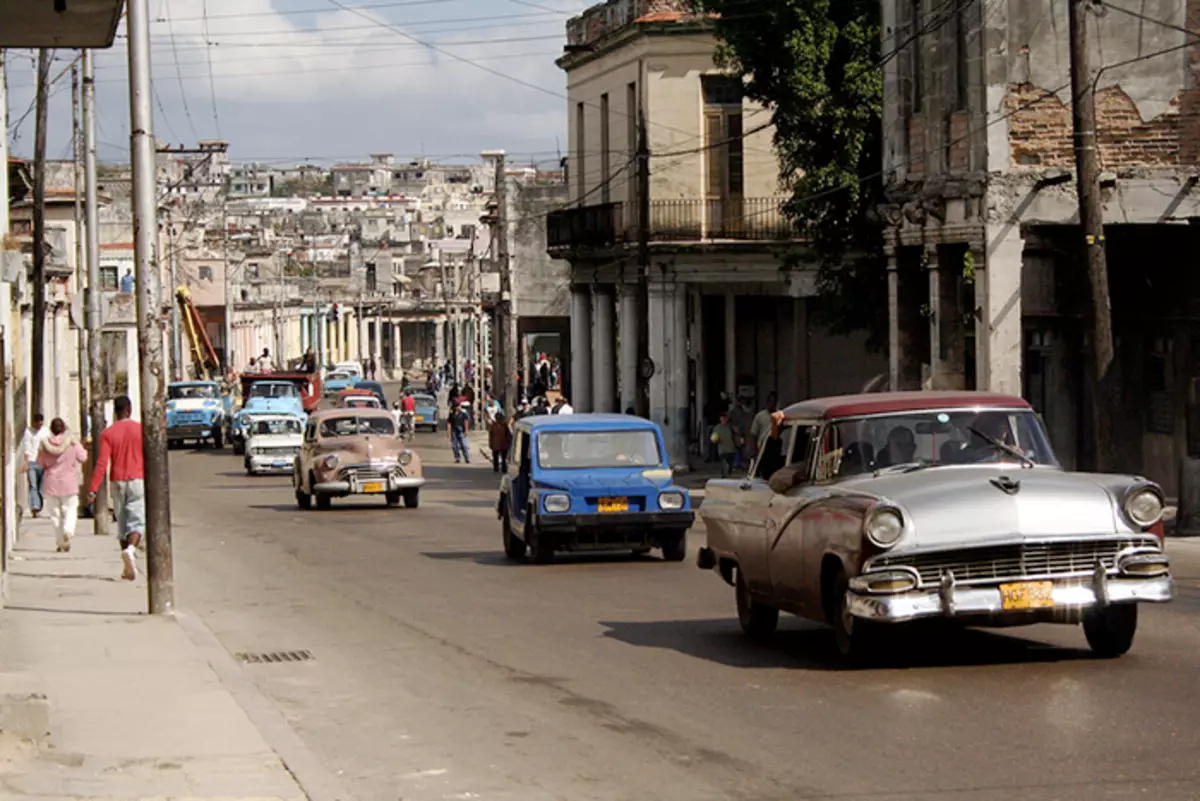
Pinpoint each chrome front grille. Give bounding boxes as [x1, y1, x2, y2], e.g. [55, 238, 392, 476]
[257, 446, 299, 458]
[339, 465, 392, 483]
[873, 538, 1159, 587]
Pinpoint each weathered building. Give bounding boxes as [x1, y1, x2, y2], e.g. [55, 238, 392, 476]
[549, 0, 885, 466]
[879, 0, 1200, 500]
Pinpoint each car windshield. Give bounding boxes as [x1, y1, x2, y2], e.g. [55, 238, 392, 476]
[412, 394, 435, 405]
[536, 430, 661, 469]
[169, 384, 219, 400]
[249, 383, 300, 399]
[327, 372, 350, 381]
[345, 398, 378, 408]
[253, 418, 302, 436]
[814, 408, 1059, 482]
[320, 415, 395, 438]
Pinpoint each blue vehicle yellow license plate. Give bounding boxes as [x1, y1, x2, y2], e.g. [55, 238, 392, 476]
[999, 581, 1054, 610]
[362, 481, 385, 494]
[598, 497, 629, 513]
[415, 415, 425, 421]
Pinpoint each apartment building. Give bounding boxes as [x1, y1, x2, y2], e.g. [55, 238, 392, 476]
[878, 0, 1200, 503]
[548, 0, 884, 466]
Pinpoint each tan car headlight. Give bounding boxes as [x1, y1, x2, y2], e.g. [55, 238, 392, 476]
[1124, 488, 1164, 528]
[321, 454, 339, 470]
[864, 507, 904, 548]
[398, 451, 413, 466]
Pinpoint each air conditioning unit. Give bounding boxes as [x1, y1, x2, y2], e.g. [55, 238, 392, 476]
[0, 251, 22, 284]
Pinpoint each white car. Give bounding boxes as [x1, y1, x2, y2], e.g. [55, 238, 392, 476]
[332, 360, 363, 378]
[244, 416, 304, 475]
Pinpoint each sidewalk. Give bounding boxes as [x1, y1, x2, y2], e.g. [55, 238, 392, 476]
[0, 516, 318, 800]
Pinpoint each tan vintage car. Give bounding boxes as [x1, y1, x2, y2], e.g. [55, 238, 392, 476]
[293, 408, 424, 510]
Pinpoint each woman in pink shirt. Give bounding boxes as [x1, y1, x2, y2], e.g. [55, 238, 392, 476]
[37, 418, 88, 552]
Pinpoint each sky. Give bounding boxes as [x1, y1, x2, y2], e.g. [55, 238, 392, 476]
[5, 0, 591, 168]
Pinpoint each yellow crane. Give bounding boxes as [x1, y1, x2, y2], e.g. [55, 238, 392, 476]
[176, 287, 221, 380]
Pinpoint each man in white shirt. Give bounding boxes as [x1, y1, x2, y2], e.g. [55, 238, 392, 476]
[255, 348, 273, 372]
[748, 391, 778, 456]
[20, 413, 50, 518]
[556, 398, 574, 415]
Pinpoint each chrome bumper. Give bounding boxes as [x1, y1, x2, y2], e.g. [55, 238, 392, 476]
[248, 456, 296, 472]
[847, 575, 1175, 623]
[313, 476, 425, 493]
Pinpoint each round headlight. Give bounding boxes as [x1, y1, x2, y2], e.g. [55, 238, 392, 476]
[864, 507, 904, 548]
[543, 493, 570, 513]
[398, 451, 413, 466]
[1125, 488, 1164, 527]
[321, 454, 339, 469]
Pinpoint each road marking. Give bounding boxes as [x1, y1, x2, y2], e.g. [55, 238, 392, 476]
[404, 768, 449, 779]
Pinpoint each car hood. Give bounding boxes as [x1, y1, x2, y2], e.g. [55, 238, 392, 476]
[534, 468, 676, 493]
[839, 466, 1126, 548]
[240, 398, 301, 415]
[247, 434, 301, 448]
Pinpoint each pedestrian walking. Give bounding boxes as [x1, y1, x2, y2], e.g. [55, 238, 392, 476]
[88, 396, 145, 581]
[37, 418, 88, 552]
[711, 412, 738, 478]
[489, 413, 512, 473]
[369, 357, 377, 381]
[448, 402, 471, 464]
[20, 413, 50, 518]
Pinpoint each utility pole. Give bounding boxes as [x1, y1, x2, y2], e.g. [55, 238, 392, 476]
[484, 151, 516, 411]
[83, 50, 110, 536]
[72, 64, 90, 447]
[167, 214, 182, 380]
[1069, 0, 1117, 472]
[221, 198, 232, 372]
[31, 49, 51, 420]
[127, 0, 174, 615]
[635, 107, 651, 418]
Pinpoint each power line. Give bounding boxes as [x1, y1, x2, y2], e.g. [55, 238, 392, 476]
[161, 0, 465, 23]
[162, 0, 200, 142]
[152, 82, 183, 144]
[147, 10, 565, 39]
[201, 0, 223, 137]
[132, 32, 567, 51]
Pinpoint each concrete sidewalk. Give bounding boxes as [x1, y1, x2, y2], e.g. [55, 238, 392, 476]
[0, 515, 321, 800]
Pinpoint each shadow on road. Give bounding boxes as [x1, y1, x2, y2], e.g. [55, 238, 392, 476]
[598, 618, 1096, 671]
[5, 604, 144, 617]
[421, 549, 671, 568]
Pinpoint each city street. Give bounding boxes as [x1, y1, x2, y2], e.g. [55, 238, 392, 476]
[166, 434, 1200, 801]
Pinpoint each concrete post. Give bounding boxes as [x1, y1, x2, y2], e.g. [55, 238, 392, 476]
[591, 287, 616, 412]
[618, 287, 638, 412]
[569, 287, 593, 411]
[971, 242, 989, 391]
[434, 318, 446, 372]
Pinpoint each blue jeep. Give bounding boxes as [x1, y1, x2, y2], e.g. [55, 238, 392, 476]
[497, 414, 695, 563]
[166, 381, 227, 449]
[230, 379, 307, 455]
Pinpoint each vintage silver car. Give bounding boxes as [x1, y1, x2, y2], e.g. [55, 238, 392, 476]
[697, 391, 1173, 661]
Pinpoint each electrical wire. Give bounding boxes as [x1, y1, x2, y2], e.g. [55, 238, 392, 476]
[148, 11, 565, 40]
[163, 0, 465, 23]
[201, 0, 223, 138]
[162, 0, 201, 142]
[152, 82, 183, 144]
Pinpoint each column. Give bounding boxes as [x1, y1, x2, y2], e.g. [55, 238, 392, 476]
[971, 241, 990, 391]
[649, 282, 688, 467]
[434, 318, 446, 371]
[394, 319, 403, 378]
[591, 287, 616, 412]
[618, 286, 639, 413]
[723, 292, 736, 395]
[793, 296, 811, 399]
[358, 311, 368, 362]
[374, 310, 383, 366]
[888, 250, 900, 391]
[983, 225, 1021, 394]
[569, 287, 593, 411]
[930, 245, 967, 390]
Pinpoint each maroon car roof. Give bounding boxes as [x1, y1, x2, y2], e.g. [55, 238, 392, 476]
[782, 391, 1032, 420]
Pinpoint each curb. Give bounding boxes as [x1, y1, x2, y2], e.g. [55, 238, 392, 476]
[175, 610, 357, 801]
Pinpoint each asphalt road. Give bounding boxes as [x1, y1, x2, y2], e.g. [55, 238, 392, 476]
[167, 432, 1200, 801]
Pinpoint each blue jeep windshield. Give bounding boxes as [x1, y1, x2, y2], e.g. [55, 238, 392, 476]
[250, 383, 300, 399]
[169, 385, 219, 400]
[537, 430, 661, 470]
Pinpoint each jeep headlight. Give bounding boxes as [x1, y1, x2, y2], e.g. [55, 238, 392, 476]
[1125, 487, 1164, 528]
[543, 493, 570, 513]
[864, 506, 904, 548]
[658, 491, 685, 511]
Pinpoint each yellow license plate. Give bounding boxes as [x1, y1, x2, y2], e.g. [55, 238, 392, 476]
[414, 415, 425, 421]
[598, 497, 629, 513]
[362, 481, 385, 494]
[999, 581, 1055, 611]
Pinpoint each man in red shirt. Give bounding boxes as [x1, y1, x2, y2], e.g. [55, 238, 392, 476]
[88, 396, 145, 581]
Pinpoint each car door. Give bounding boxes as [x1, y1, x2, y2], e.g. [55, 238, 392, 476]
[716, 431, 788, 594]
[511, 432, 533, 531]
[297, 421, 317, 489]
[764, 424, 831, 613]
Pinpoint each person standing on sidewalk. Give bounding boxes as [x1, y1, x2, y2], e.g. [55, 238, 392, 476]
[37, 418, 88, 553]
[711, 412, 738, 478]
[488, 412, 512, 473]
[87, 396, 145, 581]
[448, 402, 471, 464]
[20, 413, 50, 518]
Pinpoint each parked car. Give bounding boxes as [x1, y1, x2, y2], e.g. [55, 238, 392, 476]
[332, 360, 363, 378]
[322, 370, 360, 396]
[166, 381, 227, 449]
[410, 392, 439, 431]
[355, 380, 386, 405]
[231, 379, 309, 455]
[696, 391, 1174, 661]
[293, 408, 424, 510]
[497, 414, 695, 564]
[244, 416, 304, 476]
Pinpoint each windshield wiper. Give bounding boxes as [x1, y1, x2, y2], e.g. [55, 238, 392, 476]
[967, 427, 1035, 469]
[873, 461, 930, 476]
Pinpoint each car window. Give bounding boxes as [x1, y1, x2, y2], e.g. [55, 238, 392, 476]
[319, 415, 396, 438]
[515, 432, 529, 471]
[169, 385, 219, 400]
[536, 430, 661, 470]
[254, 419, 302, 436]
[250, 383, 300, 399]
[304, 422, 317, 443]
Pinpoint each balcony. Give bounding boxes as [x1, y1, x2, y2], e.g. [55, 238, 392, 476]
[546, 198, 798, 252]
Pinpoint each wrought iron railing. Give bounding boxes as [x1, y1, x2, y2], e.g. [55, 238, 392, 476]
[546, 197, 798, 249]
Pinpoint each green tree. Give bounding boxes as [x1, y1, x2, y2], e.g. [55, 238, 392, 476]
[693, 0, 887, 349]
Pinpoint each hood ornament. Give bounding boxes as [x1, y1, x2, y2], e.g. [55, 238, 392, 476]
[990, 475, 1021, 495]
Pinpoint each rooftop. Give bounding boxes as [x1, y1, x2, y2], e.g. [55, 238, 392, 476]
[516, 413, 658, 431]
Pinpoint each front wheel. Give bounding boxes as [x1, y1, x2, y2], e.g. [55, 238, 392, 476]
[403, 489, 420, 508]
[736, 569, 778, 638]
[232, 439, 245, 456]
[831, 568, 881, 662]
[527, 509, 554, 564]
[295, 477, 311, 509]
[502, 506, 526, 560]
[386, 491, 401, 507]
[1083, 603, 1138, 658]
[660, 531, 687, 562]
[212, 428, 224, 449]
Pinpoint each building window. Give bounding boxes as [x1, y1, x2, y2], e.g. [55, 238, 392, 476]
[198, 266, 214, 282]
[701, 75, 743, 106]
[626, 81, 638, 209]
[366, 264, 377, 293]
[910, 0, 924, 113]
[247, 263, 260, 279]
[954, 0, 970, 111]
[600, 93, 611, 204]
[100, 265, 118, 290]
[575, 102, 586, 202]
[703, 76, 744, 203]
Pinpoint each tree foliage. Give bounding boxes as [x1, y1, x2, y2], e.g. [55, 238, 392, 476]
[693, 0, 888, 349]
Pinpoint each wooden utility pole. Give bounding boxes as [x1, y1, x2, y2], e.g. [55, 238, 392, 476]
[83, 50, 110, 535]
[494, 153, 517, 412]
[1069, 0, 1117, 472]
[635, 107, 651, 418]
[30, 49, 51, 420]
[72, 64, 91, 463]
